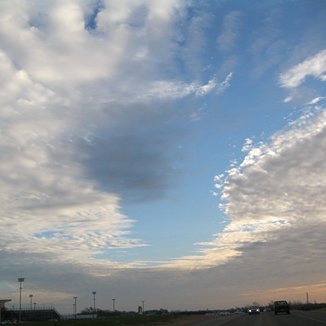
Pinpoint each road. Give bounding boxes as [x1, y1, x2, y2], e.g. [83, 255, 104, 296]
[193, 311, 326, 326]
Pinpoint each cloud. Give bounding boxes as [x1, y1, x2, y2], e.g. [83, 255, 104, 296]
[73, 102, 188, 201]
[249, 8, 286, 77]
[163, 105, 326, 274]
[1, 1, 326, 312]
[216, 72, 233, 95]
[217, 11, 242, 52]
[241, 138, 254, 152]
[0, 0, 234, 281]
[138, 105, 326, 309]
[280, 49, 326, 88]
[306, 96, 326, 105]
[0, 0, 195, 270]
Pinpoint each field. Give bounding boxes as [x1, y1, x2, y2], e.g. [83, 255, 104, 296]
[5, 314, 213, 326]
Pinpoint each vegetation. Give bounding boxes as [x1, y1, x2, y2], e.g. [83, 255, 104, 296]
[21, 314, 178, 326]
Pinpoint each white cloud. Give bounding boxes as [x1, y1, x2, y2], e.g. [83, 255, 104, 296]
[1, 1, 326, 312]
[163, 105, 326, 271]
[217, 11, 242, 52]
[0, 0, 196, 272]
[216, 72, 233, 95]
[0, 0, 186, 93]
[122, 77, 219, 102]
[283, 96, 293, 103]
[306, 96, 326, 105]
[0, 0, 229, 267]
[280, 49, 326, 88]
[241, 137, 253, 152]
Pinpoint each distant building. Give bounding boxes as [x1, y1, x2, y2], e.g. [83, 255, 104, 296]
[2, 306, 61, 322]
[0, 300, 11, 323]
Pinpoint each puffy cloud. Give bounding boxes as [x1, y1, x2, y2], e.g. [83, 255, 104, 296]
[241, 138, 253, 152]
[141, 106, 326, 308]
[165, 105, 326, 274]
[0, 0, 233, 281]
[280, 49, 326, 88]
[1, 0, 326, 311]
[0, 0, 190, 271]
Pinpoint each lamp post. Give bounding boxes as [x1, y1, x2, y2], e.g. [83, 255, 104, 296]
[92, 291, 96, 319]
[29, 294, 33, 310]
[73, 297, 78, 319]
[18, 278, 25, 323]
[142, 300, 145, 314]
[112, 298, 116, 312]
[92, 291, 96, 312]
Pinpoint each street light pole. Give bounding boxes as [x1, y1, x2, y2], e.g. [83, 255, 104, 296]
[112, 298, 115, 312]
[92, 291, 96, 318]
[142, 300, 145, 314]
[29, 294, 33, 310]
[18, 278, 25, 323]
[92, 291, 96, 312]
[73, 297, 78, 320]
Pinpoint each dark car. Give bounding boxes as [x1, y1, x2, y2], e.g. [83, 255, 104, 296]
[274, 300, 290, 315]
[248, 306, 260, 315]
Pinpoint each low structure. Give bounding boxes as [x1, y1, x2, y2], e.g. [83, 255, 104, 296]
[0, 300, 11, 323]
[3, 307, 61, 322]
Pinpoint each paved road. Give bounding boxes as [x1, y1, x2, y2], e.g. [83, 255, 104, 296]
[193, 311, 326, 326]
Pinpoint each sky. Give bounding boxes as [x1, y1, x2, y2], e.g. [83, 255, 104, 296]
[0, 0, 326, 314]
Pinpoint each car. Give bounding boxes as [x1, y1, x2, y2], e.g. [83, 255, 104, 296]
[274, 300, 290, 315]
[247, 307, 260, 315]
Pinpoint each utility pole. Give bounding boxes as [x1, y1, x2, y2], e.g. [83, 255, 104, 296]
[112, 298, 116, 312]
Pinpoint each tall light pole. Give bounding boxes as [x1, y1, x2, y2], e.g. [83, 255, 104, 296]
[92, 291, 96, 318]
[73, 297, 78, 319]
[18, 278, 24, 323]
[29, 294, 33, 310]
[92, 291, 96, 312]
[112, 298, 116, 312]
[142, 300, 145, 314]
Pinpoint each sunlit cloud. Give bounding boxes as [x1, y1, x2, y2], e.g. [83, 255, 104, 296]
[164, 104, 326, 269]
[1, 0, 326, 312]
[280, 49, 326, 88]
[0, 0, 234, 275]
[306, 96, 326, 105]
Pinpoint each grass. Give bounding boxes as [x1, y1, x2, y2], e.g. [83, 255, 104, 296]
[20, 315, 178, 326]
